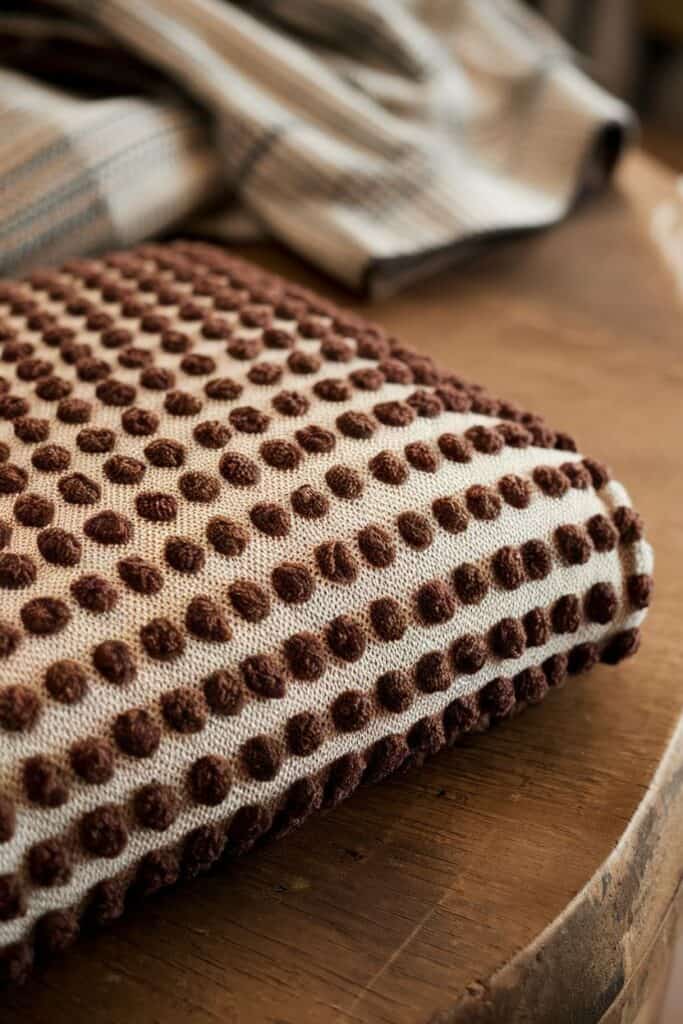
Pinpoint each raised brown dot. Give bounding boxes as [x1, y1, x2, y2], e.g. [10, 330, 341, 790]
[585, 581, 618, 624]
[219, 450, 260, 487]
[70, 736, 115, 784]
[521, 539, 553, 581]
[336, 409, 376, 439]
[70, 575, 118, 616]
[355, 525, 395, 570]
[568, 642, 600, 675]
[203, 669, 245, 715]
[583, 458, 610, 489]
[142, 438, 184, 470]
[586, 513, 619, 552]
[246, 360, 281, 387]
[37, 527, 81, 566]
[158, 688, 207, 738]
[514, 666, 548, 705]
[0, 394, 30, 421]
[192, 419, 230, 449]
[498, 473, 532, 509]
[188, 755, 233, 804]
[602, 628, 641, 664]
[287, 349, 321, 374]
[465, 425, 504, 455]
[613, 506, 644, 544]
[315, 540, 358, 584]
[76, 356, 111, 382]
[419, 579, 456, 625]
[294, 425, 335, 457]
[21, 595, 70, 635]
[134, 784, 180, 835]
[561, 461, 592, 489]
[116, 555, 163, 595]
[489, 617, 526, 659]
[552, 594, 581, 633]
[374, 400, 415, 428]
[179, 470, 220, 503]
[555, 523, 592, 565]
[404, 441, 438, 473]
[628, 573, 653, 610]
[23, 755, 69, 807]
[432, 495, 469, 533]
[533, 465, 570, 498]
[164, 389, 202, 416]
[181, 353, 215, 377]
[0, 518, 9, 550]
[259, 438, 301, 472]
[284, 777, 321, 823]
[394, 510, 431, 550]
[120, 407, 159, 438]
[226, 579, 271, 625]
[379, 357, 413, 384]
[36, 375, 72, 401]
[240, 652, 285, 699]
[229, 405, 270, 434]
[415, 650, 451, 692]
[324, 752, 364, 806]
[524, 606, 551, 647]
[140, 617, 185, 661]
[0, 552, 36, 590]
[28, 836, 71, 887]
[0, 464, 27, 499]
[496, 422, 531, 448]
[491, 545, 526, 590]
[84, 512, 133, 551]
[312, 377, 351, 403]
[283, 631, 326, 681]
[0, 685, 40, 732]
[350, 367, 385, 391]
[331, 690, 372, 733]
[271, 389, 308, 418]
[161, 330, 191, 354]
[207, 516, 249, 557]
[186, 594, 232, 643]
[0, 796, 16, 842]
[114, 707, 161, 757]
[479, 677, 516, 720]
[134, 491, 176, 523]
[13, 416, 50, 444]
[407, 716, 443, 756]
[92, 639, 136, 684]
[80, 803, 128, 858]
[370, 596, 407, 641]
[205, 376, 242, 400]
[369, 449, 408, 486]
[246, 501, 289, 539]
[96, 378, 136, 407]
[102, 327, 133, 349]
[325, 463, 364, 500]
[284, 710, 324, 758]
[289, 484, 327, 520]
[31, 444, 68, 473]
[0, 875, 25, 922]
[57, 471, 100, 506]
[77, 426, 116, 453]
[451, 634, 487, 674]
[437, 433, 472, 464]
[57, 396, 92, 423]
[272, 561, 315, 603]
[376, 669, 413, 712]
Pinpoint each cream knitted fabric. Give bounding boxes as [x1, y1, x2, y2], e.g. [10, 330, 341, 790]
[0, 242, 652, 981]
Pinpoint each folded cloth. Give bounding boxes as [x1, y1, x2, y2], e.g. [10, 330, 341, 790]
[0, 1, 633, 295]
[0, 241, 652, 981]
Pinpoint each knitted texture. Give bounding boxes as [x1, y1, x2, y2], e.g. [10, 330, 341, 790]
[0, 242, 652, 981]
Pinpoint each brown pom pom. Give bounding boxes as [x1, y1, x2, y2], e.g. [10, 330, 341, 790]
[286, 711, 325, 756]
[203, 669, 245, 715]
[193, 419, 231, 448]
[58, 471, 101, 505]
[23, 755, 69, 807]
[272, 561, 315, 603]
[295, 424, 336, 455]
[586, 513, 618, 552]
[369, 449, 408, 485]
[186, 594, 231, 642]
[13, 415, 50, 443]
[36, 375, 72, 401]
[315, 540, 358, 583]
[219, 450, 261, 486]
[451, 634, 487, 674]
[374, 400, 415, 427]
[21, 596, 70, 635]
[0, 874, 25, 922]
[464, 425, 504, 455]
[228, 579, 270, 622]
[164, 389, 202, 416]
[489, 617, 526, 659]
[291, 484, 329, 519]
[161, 687, 207, 733]
[28, 836, 72, 887]
[415, 650, 451, 692]
[523, 607, 551, 647]
[37, 527, 82, 566]
[116, 556, 163, 596]
[498, 473, 532, 509]
[514, 666, 548, 705]
[407, 717, 443, 756]
[612, 506, 644, 544]
[491, 545, 526, 590]
[241, 735, 282, 780]
[555, 524, 592, 565]
[0, 463, 28, 492]
[34, 908, 79, 958]
[227, 804, 272, 851]
[438, 433, 472, 463]
[533, 465, 569, 498]
[584, 581, 618, 624]
[0, 685, 41, 732]
[479, 677, 515, 720]
[432, 496, 469, 533]
[583, 457, 610, 489]
[272, 389, 309, 417]
[77, 426, 116, 453]
[80, 803, 128, 858]
[0, 795, 16, 843]
[560, 461, 592, 489]
[325, 464, 364, 500]
[543, 652, 569, 687]
[92, 639, 137, 685]
[336, 410, 376, 439]
[229, 405, 270, 434]
[181, 821, 225, 878]
[601, 628, 640, 664]
[250, 502, 291, 537]
[13, 492, 54, 527]
[136, 848, 180, 895]
[465, 484, 502, 521]
[207, 516, 249, 556]
[71, 573, 118, 613]
[397, 510, 433, 549]
[365, 734, 410, 782]
[628, 573, 653, 610]
[140, 617, 185, 660]
[0, 552, 36, 589]
[45, 659, 88, 704]
[178, 471, 220, 504]
[451, 562, 487, 605]
[552, 594, 581, 633]
[70, 736, 115, 785]
[284, 631, 327, 680]
[134, 783, 181, 831]
[324, 752, 364, 806]
[287, 349, 321, 374]
[379, 356, 414, 384]
[521, 539, 552, 580]
[0, 941, 32, 985]
[376, 669, 413, 712]
[144, 437, 185, 467]
[240, 653, 285, 699]
[357, 524, 396, 568]
[205, 375, 242, 400]
[57, 396, 92, 422]
[370, 597, 407, 641]
[416, 579, 456, 624]
[114, 707, 161, 758]
[314, 378, 352, 403]
[568, 642, 600, 675]
[85, 508, 134, 543]
[404, 441, 439, 473]
[332, 689, 372, 733]
[104, 454, 146, 485]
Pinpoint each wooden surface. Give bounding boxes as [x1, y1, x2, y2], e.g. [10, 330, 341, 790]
[5, 151, 683, 1024]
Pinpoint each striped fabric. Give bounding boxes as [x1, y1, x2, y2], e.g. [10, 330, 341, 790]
[0, 1, 633, 295]
[0, 242, 651, 979]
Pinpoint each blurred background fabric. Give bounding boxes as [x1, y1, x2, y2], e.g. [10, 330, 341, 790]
[0, 0, 633, 295]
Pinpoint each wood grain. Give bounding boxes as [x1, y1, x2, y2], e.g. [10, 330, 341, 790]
[4, 150, 682, 1024]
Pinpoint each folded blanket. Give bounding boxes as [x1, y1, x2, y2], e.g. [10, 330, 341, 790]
[0, 1, 633, 294]
[0, 241, 652, 982]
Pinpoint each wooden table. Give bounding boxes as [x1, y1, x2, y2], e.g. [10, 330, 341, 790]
[5, 151, 683, 1024]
